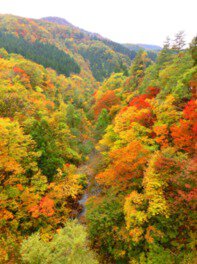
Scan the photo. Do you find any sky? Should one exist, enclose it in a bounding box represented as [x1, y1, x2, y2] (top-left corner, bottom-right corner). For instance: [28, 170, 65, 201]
[0, 0, 196, 46]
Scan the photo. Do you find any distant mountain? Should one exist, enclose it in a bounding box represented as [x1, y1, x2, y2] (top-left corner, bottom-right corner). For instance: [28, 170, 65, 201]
[123, 43, 162, 52]
[137, 44, 162, 51]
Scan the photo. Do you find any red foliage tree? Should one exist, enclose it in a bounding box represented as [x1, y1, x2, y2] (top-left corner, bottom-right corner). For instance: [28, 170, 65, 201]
[129, 94, 150, 109]
[94, 90, 120, 118]
[171, 100, 197, 154]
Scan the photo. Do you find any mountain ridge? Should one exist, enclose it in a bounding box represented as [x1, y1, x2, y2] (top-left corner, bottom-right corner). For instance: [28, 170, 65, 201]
[42, 16, 104, 39]
[42, 16, 162, 51]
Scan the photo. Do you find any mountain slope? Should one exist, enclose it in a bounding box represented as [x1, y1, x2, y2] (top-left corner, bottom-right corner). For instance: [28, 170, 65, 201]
[0, 14, 135, 81]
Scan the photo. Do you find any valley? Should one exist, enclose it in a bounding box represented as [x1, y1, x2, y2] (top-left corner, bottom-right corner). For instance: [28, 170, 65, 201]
[0, 14, 196, 264]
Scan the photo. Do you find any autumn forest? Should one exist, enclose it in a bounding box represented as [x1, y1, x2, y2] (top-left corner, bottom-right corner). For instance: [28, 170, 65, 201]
[0, 14, 196, 264]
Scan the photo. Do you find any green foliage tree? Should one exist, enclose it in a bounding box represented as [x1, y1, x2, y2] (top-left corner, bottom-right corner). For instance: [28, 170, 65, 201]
[172, 31, 186, 50]
[125, 50, 151, 91]
[20, 220, 98, 264]
[95, 109, 110, 140]
[189, 36, 197, 65]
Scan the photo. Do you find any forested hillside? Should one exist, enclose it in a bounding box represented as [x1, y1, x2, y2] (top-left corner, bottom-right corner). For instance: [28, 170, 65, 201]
[0, 31, 80, 76]
[0, 14, 135, 81]
[0, 12, 196, 264]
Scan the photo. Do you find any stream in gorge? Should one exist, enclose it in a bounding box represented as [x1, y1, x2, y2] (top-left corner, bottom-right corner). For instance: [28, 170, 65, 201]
[76, 151, 101, 221]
